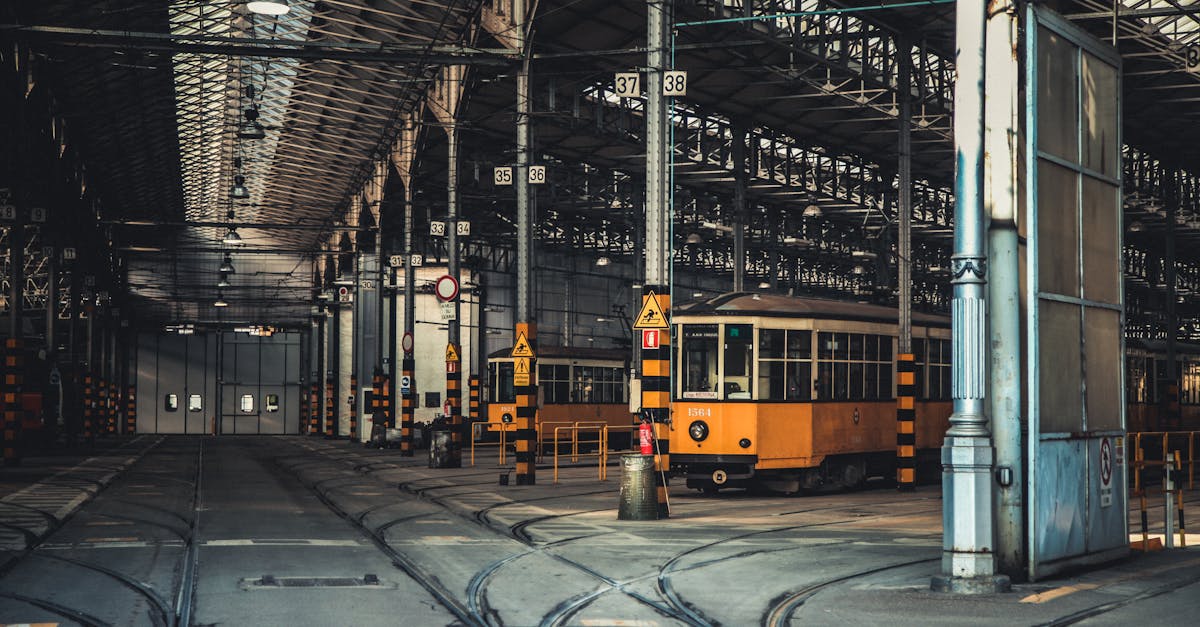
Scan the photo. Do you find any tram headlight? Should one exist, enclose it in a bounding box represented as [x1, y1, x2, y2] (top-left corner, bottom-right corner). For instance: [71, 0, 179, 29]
[688, 420, 709, 442]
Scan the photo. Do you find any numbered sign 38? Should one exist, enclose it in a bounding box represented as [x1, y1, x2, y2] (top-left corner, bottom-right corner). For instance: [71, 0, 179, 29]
[663, 70, 688, 96]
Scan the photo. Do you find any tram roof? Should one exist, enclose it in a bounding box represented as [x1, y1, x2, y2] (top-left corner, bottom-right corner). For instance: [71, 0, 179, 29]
[675, 293, 950, 328]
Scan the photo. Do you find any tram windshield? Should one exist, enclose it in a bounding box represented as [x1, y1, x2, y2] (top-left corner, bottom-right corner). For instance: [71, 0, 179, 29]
[724, 324, 753, 398]
[681, 324, 718, 399]
[489, 361, 515, 403]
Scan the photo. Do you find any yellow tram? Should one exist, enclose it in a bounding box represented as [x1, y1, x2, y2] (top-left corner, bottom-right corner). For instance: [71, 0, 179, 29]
[486, 346, 634, 449]
[669, 293, 952, 493]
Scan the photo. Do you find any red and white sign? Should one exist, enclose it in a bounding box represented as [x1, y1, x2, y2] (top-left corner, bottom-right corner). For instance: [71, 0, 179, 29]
[446, 360, 458, 374]
[401, 332, 414, 353]
[642, 329, 660, 350]
[435, 274, 460, 301]
[443, 400, 452, 416]
[1099, 437, 1113, 487]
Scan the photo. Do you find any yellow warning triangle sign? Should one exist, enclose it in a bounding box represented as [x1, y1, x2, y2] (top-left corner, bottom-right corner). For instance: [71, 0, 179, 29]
[633, 291, 669, 329]
[445, 343, 460, 362]
[511, 332, 535, 358]
[514, 357, 530, 374]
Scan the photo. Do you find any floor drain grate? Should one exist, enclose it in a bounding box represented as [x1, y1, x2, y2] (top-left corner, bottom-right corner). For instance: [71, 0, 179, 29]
[241, 574, 386, 589]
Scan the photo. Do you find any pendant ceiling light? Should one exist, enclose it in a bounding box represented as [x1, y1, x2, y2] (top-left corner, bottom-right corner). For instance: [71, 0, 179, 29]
[219, 254, 236, 274]
[247, 1, 289, 16]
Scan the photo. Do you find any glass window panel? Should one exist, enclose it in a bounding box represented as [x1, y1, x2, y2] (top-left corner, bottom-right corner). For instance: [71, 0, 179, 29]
[913, 338, 926, 365]
[879, 335, 892, 362]
[939, 366, 951, 400]
[165, 394, 179, 412]
[1082, 177, 1120, 305]
[880, 364, 893, 399]
[1037, 26, 1079, 162]
[1084, 308, 1121, 431]
[817, 362, 834, 400]
[759, 329, 784, 359]
[834, 362, 849, 400]
[758, 360, 784, 400]
[849, 334, 865, 361]
[787, 330, 811, 359]
[265, 394, 279, 412]
[496, 363, 514, 403]
[240, 394, 254, 413]
[1039, 300, 1083, 432]
[849, 363, 865, 400]
[1037, 161, 1080, 297]
[1082, 53, 1119, 178]
[724, 325, 753, 398]
[865, 363, 879, 400]
[819, 332, 836, 359]
[188, 394, 203, 412]
[865, 334, 879, 361]
[838, 333, 850, 361]
[787, 361, 812, 401]
[682, 324, 719, 395]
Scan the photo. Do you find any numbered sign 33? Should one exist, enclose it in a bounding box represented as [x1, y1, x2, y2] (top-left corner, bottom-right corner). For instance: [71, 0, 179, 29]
[663, 70, 688, 96]
[528, 165, 547, 184]
[430, 221, 446, 236]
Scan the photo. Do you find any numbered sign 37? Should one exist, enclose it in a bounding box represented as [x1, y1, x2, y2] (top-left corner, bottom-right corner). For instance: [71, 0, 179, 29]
[614, 72, 640, 97]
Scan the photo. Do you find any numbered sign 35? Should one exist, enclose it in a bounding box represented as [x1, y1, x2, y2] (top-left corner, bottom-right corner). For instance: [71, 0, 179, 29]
[493, 166, 513, 185]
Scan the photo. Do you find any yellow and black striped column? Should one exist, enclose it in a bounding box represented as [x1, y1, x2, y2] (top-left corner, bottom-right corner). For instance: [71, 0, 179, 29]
[380, 373, 391, 431]
[639, 289, 670, 518]
[103, 379, 116, 435]
[3, 339, 23, 466]
[325, 380, 335, 438]
[446, 343, 463, 467]
[126, 385, 137, 434]
[82, 372, 94, 442]
[514, 323, 537, 485]
[400, 353, 414, 456]
[468, 375, 480, 424]
[305, 383, 315, 435]
[896, 353, 916, 490]
[349, 374, 358, 441]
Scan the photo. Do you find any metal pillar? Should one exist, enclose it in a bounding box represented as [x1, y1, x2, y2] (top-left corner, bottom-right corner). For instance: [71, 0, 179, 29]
[514, 0, 538, 485]
[401, 183, 416, 456]
[896, 36, 916, 491]
[45, 252, 57, 357]
[641, 0, 672, 519]
[932, 0, 1007, 594]
[732, 125, 746, 293]
[445, 122, 463, 467]
[317, 308, 328, 436]
[337, 300, 353, 437]
[985, 0, 1024, 578]
[1165, 173, 1178, 429]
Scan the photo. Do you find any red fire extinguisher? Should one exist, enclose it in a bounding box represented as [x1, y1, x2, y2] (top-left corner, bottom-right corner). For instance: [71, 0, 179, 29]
[639, 420, 653, 455]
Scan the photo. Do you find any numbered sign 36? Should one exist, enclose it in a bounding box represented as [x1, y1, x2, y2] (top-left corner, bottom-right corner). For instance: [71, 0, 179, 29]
[528, 165, 546, 184]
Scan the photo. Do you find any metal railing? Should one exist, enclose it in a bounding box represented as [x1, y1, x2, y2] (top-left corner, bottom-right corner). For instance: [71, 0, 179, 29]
[470, 421, 511, 466]
[1128, 431, 1197, 551]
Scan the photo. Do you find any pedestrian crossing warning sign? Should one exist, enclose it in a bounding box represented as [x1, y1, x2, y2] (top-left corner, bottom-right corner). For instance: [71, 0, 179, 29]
[633, 291, 669, 329]
[511, 332, 535, 358]
[445, 343, 460, 362]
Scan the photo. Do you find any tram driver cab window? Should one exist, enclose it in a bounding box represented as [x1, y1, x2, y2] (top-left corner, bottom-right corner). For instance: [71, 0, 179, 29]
[681, 324, 718, 399]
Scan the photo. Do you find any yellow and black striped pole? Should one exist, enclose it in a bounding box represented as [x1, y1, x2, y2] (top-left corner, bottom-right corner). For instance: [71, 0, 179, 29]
[400, 351, 414, 456]
[82, 372, 93, 442]
[896, 353, 916, 491]
[446, 343, 462, 467]
[349, 374, 358, 441]
[380, 372, 391, 432]
[126, 385, 136, 434]
[325, 379, 335, 438]
[307, 383, 319, 435]
[638, 289, 670, 519]
[3, 339, 22, 466]
[469, 375, 480, 425]
[513, 323, 537, 485]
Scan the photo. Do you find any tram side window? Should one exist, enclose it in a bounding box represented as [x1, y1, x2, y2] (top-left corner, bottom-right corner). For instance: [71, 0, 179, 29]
[540, 364, 570, 403]
[758, 329, 812, 401]
[589, 367, 625, 403]
[925, 339, 952, 400]
[913, 338, 927, 399]
[489, 362, 516, 403]
[816, 332, 893, 401]
[682, 324, 719, 398]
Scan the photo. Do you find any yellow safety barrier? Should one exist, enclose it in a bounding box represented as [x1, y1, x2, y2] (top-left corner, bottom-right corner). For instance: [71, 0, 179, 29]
[1127, 431, 1198, 551]
[550, 424, 607, 483]
[538, 421, 606, 461]
[470, 421, 511, 466]
[600, 425, 639, 481]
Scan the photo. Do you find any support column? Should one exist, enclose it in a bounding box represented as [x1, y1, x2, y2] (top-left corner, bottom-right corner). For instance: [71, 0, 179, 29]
[469, 375, 480, 425]
[126, 384, 136, 434]
[3, 339, 22, 466]
[401, 184, 416, 456]
[642, 0, 672, 518]
[933, 0, 1007, 594]
[896, 35, 916, 491]
[1165, 173, 1179, 429]
[985, 0, 1024, 578]
[349, 374, 359, 441]
[318, 307, 330, 437]
[445, 122, 463, 468]
[732, 125, 747, 293]
[513, 0, 538, 485]
[337, 300, 353, 438]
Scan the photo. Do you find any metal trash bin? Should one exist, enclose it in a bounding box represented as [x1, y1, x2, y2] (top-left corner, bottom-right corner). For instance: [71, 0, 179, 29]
[618, 454, 659, 520]
[428, 429, 453, 468]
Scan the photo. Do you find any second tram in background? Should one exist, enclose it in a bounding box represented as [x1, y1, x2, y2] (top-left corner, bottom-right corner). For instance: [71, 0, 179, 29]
[486, 346, 634, 449]
[670, 293, 952, 494]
